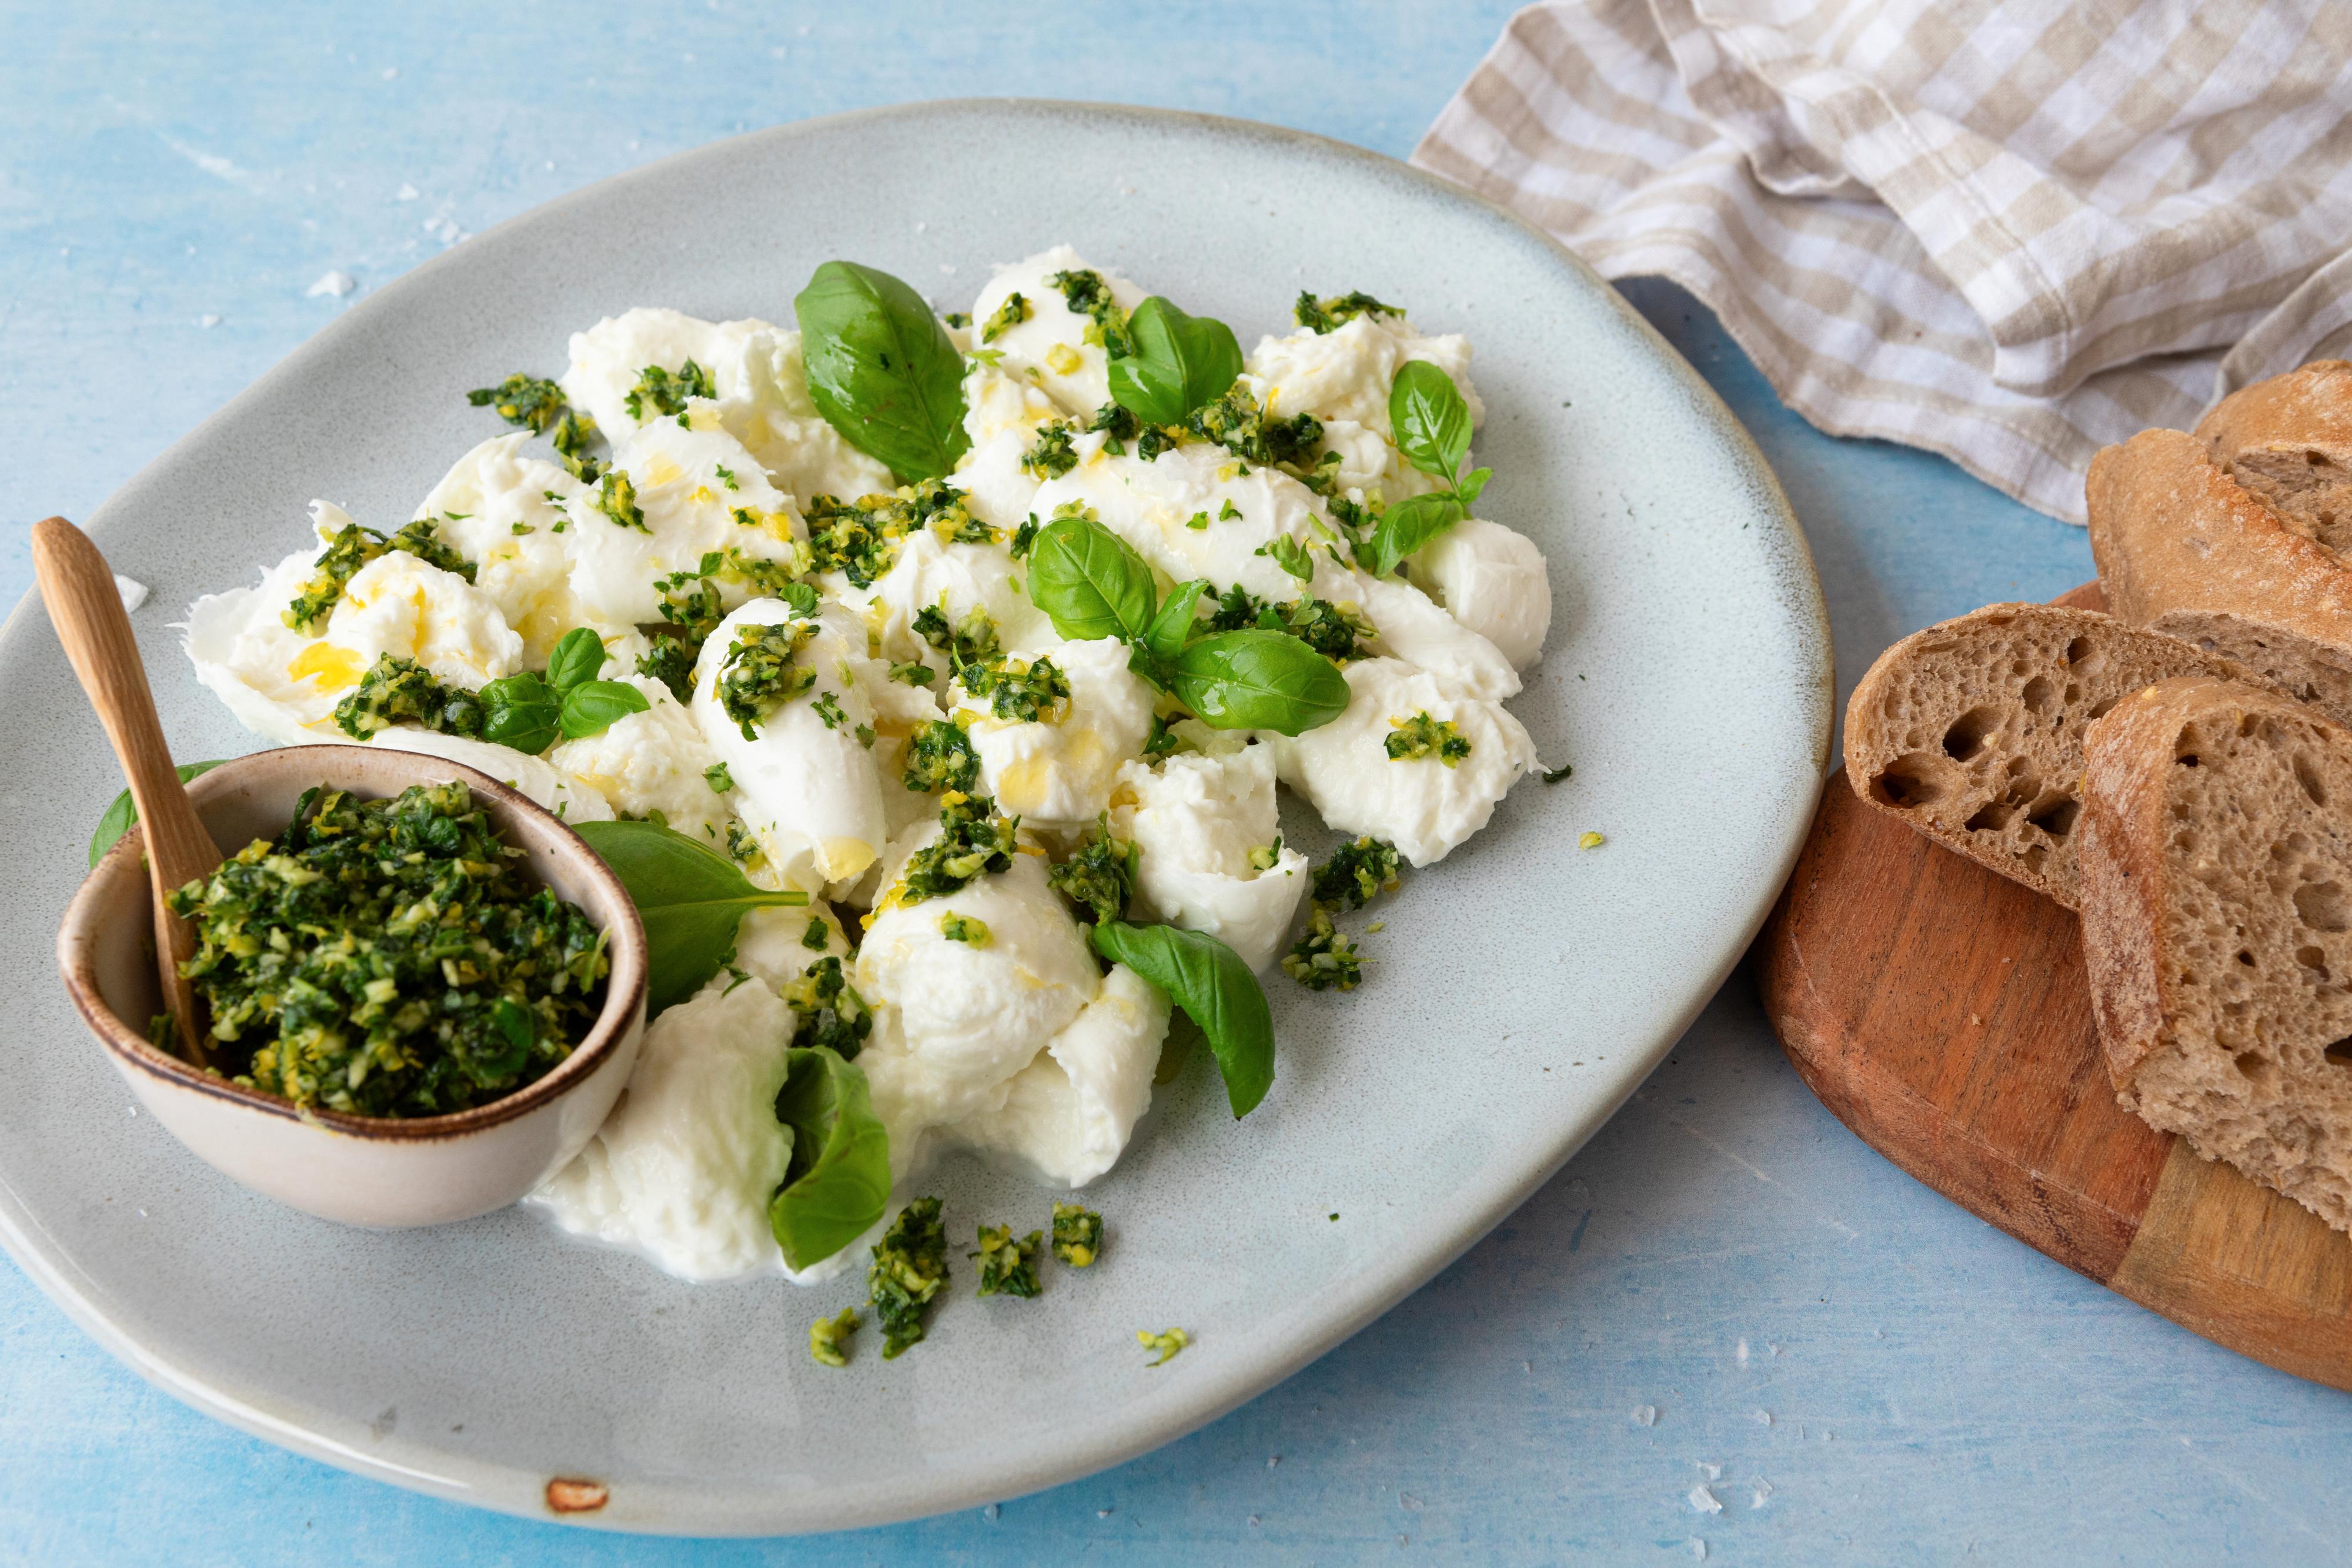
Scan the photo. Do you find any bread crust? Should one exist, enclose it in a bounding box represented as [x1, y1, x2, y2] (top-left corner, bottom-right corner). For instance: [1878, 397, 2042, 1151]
[2194, 358, 2352, 473]
[2087, 427, 2352, 727]
[1843, 604, 2256, 909]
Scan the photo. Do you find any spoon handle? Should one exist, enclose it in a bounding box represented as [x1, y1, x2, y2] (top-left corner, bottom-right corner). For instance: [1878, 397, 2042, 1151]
[34, 518, 219, 1068]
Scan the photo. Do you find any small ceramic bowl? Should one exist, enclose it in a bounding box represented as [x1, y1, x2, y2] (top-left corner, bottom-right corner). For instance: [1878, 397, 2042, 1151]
[56, 744, 646, 1228]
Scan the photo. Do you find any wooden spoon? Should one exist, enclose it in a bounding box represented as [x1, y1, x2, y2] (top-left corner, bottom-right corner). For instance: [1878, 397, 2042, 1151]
[35, 517, 220, 1069]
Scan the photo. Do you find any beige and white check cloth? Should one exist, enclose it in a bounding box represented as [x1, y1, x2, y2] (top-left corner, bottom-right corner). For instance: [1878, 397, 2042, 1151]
[1414, 1, 2352, 522]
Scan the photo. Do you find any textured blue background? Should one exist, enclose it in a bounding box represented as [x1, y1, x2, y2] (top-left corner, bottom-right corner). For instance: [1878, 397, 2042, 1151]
[5, 3, 2346, 1563]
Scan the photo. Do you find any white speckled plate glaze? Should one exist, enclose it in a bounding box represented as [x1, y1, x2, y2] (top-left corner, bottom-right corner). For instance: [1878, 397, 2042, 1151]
[0, 102, 1830, 1534]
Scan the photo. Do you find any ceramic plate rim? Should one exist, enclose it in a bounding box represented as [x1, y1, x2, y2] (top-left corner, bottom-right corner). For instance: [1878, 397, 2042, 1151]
[0, 98, 1832, 1535]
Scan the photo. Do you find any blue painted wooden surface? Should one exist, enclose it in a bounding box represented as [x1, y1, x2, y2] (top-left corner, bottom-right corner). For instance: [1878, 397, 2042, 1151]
[4, 3, 2347, 1562]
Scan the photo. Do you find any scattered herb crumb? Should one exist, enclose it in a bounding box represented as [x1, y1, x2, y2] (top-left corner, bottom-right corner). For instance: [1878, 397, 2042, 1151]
[1579, 831, 1606, 850]
[1051, 1202, 1103, 1268]
[868, 1198, 948, 1359]
[1137, 1328, 1189, 1366]
[703, 761, 734, 794]
[1542, 763, 1573, 784]
[971, 1225, 1042, 1298]
[810, 1308, 859, 1367]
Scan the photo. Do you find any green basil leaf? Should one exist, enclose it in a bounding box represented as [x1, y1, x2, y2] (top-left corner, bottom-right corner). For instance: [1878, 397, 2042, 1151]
[1090, 920, 1272, 1117]
[559, 679, 651, 740]
[777, 580, 821, 618]
[794, 260, 971, 484]
[769, 1045, 892, 1270]
[1026, 513, 1160, 643]
[1107, 296, 1243, 427]
[545, 626, 607, 695]
[571, 818, 808, 1014]
[1140, 577, 1211, 664]
[1389, 360, 1474, 483]
[89, 760, 229, 868]
[1360, 492, 1466, 580]
[1168, 630, 1351, 736]
[479, 671, 563, 755]
[1455, 466, 1492, 508]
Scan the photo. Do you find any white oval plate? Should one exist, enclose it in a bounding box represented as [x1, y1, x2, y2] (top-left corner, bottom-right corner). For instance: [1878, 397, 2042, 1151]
[0, 101, 1830, 1534]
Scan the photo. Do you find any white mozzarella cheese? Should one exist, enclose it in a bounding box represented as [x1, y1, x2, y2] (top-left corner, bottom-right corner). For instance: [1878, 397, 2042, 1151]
[1243, 312, 1484, 436]
[1110, 744, 1309, 971]
[412, 432, 596, 663]
[1352, 573, 1521, 703]
[966, 245, 1147, 418]
[356, 728, 614, 824]
[322, 549, 525, 690]
[183, 537, 349, 744]
[1261, 656, 1535, 866]
[951, 636, 1155, 826]
[690, 600, 887, 891]
[950, 965, 1169, 1187]
[548, 675, 733, 842]
[1406, 517, 1552, 671]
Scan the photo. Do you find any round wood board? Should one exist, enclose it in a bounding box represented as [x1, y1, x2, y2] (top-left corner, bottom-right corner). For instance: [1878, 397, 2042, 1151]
[1756, 582, 2352, 1392]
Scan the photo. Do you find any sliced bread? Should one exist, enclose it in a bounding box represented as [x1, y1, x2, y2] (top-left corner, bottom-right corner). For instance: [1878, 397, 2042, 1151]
[2087, 363, 2352, 728]
[2077, 676, 2352, 1235]
[1844, 603, 2256, 909]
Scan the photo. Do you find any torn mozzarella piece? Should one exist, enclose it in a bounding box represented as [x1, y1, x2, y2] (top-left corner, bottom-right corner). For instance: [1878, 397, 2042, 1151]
[1406, 517, 1552, 671]
[566, 413, 803, 627]
[412, 432, 594, 663]
[1311, 417, 1445, 505]
[856, 837, 1100, 1178]
[1261, 656, 1535, 866]
[1244, 313, 1483, 436]
[529, 978, 807, 1282]
[320, 549, 525, 690]
[863, 528, 1055, 674]
[953, 361, 1084, 530]
[730, 900, 851, 991]
[950, 965, 1169, 1187]
[1110, 744, 1309, 971]
[358, 728, 614, 824]
[560, 306, 763, 443]
[548, 676, 731, 842]
[690, 600, 886, 891]
[951, 636, 1154, 826]
[183, 540, 348, 744]
[709, 325, 896, 504]
[1352, 573, 1521, 701]
[1031, 444, 1359, 605]
[967, 245, 1147, 418]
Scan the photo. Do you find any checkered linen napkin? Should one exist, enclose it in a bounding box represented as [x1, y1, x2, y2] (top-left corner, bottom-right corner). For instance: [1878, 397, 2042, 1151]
[1414, 1, 2352, 522]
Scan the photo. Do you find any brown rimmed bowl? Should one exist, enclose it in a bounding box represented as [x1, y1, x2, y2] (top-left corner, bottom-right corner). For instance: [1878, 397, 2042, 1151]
[56, 744, 646, 1228]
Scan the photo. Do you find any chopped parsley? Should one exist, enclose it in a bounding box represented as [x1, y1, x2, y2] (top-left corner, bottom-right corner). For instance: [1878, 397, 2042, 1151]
[1051, 1202, 1102, 1268]
[1201, 583, 1372, 660]
[943, 310, 972, 329]
[811, 690, 848, 731]
[868, 1197, 949, 1359]
[1248, 838, 1284, 872]
[809, 1308, 859, 1368]
[1187, 383, 1322, 470]
[715, 621, 819, 741]
[1009, 517, 1040, 558]
[596, 469, 648, 532]
[1218, 499, 1241, 522]
[1141, 714, 1185, 758]
[330, 653, 485, 741]
[902, 720, 981, 794]
[801, 915, 832, 951]
[981, 290, 1033, 343]
[622, 359, 713, 422]
[913, 602, 1002, 675]
[1049, 268, 1134, 357]
[1312, 837, 1402, 910]
[888, 660, 937, 687]
[1136, 1327, 1189, 1366]
[726, 822, 763, 867]
[894, 793, 1018, 906]
[1541, 763, 1573, 784]
[466, 373, 569, 433]
[958, 654, 1070, 723]
[971, 1224, 1042, 1298]
[1282, 905, 1364, 991]
[551, 410, 603, 483]
[283, 517, 476, 632]
[1022, 419, 1080, 479]
[1258, 534, 1316, 581]
[1184, 510, 1209, 531]
[165, 781, 609, 1118]
[1385, 711, 1471, 767]
[1294, 289, 1404, 335]
[804, 482, 976, 588]
[783, 955, 873, 1057]
[637, 547, 816, 699]
[635, 638, 697, 705]
[939, 911, 990, 947]
[714, 464, 739, 490]
[702, 761, 734, 794]
[1047, 819, 1137, 925]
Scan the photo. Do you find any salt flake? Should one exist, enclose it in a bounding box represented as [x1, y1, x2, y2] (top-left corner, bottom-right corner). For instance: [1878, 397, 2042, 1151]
[306, 270, 356, 299]
[1687, 1484, 1722, 1515]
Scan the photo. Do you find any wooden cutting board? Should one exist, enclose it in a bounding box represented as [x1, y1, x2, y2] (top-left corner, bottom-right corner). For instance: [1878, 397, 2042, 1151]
[1756, 582, 2352, 1391]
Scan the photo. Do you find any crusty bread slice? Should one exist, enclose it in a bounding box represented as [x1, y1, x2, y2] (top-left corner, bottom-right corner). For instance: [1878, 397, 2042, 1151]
[1844, 604, 2256, 909]
[2078, 676, 2352, 1235]
[2087, 362, 2352, 729]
